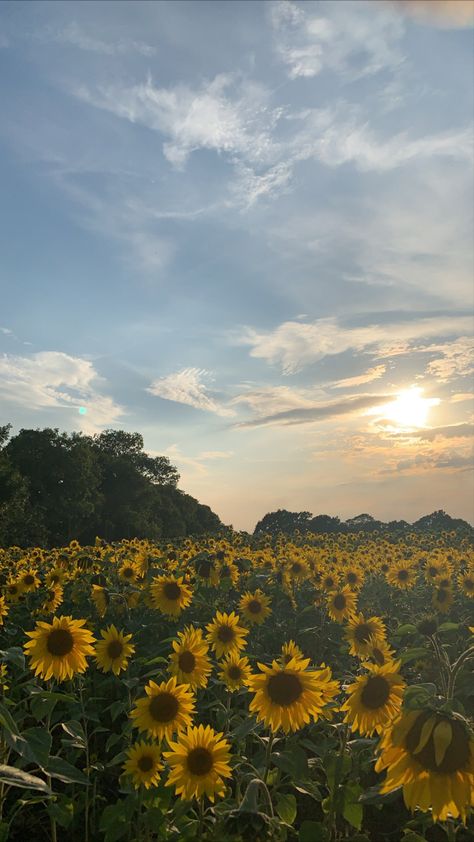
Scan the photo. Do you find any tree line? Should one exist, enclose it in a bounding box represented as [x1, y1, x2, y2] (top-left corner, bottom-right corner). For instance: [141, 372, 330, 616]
[253, 508, 474, 537]
[0, 425, 222, 547]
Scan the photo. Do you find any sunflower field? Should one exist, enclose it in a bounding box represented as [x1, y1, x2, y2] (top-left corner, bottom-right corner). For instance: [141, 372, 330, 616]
[0, 531, 473, 842]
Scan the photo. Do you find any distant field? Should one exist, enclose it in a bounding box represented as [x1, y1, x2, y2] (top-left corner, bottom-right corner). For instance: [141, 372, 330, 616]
[0, 532, 473, 841]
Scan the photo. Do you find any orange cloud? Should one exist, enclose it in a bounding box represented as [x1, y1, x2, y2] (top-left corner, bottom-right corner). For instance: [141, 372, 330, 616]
[389, 0, 474, 28]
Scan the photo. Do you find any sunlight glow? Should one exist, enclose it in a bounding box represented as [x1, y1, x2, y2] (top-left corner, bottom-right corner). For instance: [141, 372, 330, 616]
[377, 387, 440, 429]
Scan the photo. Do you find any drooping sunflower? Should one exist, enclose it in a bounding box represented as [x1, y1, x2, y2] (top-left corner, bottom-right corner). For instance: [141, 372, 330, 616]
[41, 585, 64, 614]
[247, 657, 329, 733]
[341, 662, 405, 736]
[24, 615, 96, 682]
[375, 709, 474, 822]
[0, 596, 8, 626]
[20, 570, 41, 593]
[206, 611, 248, 659]
[45, 568, 66, 588]
[150, 575, 193, 618]
[239, 590, 272, 626]
[386, 561, 416, 590]
[346, 613, 387, 658]
[130, 676, 195, 742]
[218, 653, 252, 692]
[326, 586, 357, 623]
[164, 724, 232, 802]
[459, 570, 474, 598]
[123, 741, 163, 789]
[94, 625, 135, 675]
[91, 585, 109, 618]
[168, 626, 212, 689]
[432, 586, 453, 614]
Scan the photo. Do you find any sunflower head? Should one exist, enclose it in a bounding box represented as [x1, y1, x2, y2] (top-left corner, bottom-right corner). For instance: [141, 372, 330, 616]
[164, 724, 232, 802]
[130, 676, 195, 741]
[218, 653, 252, 691]
[206, 611, 248, 659]
[168, 626, 211, 689]
[342, 661, 405, 736]
[94, 624, 135, 675]
[24, 615, 96, 682]
[150, 575, 193, 618]
[239, 590, 272, 626]
[346, 613, 387, 658]
[247, 658, 328, 734]
[123, 741, 163, 789]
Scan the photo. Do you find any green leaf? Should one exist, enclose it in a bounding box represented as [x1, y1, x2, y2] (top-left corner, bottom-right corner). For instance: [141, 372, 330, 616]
[0, 647, 25, 669]
[437, 623, 459, 633]
[275, 793, 297, 825]
[20, 727, 52, 766]
[343, 799, 363, 830]
[299, 820, 329, 842]
[0, 702, 21, 737]
[359, 785, 401, 805]
[61, 720, 86, 749]
[0, 764, 51, 794]
[273, 745, 308, 778]
[100, 803, 129, 842]
[402, 833, 427, 842]
[400, 647, 431, 665]
[43, 756, 90, 785]
[47, 797, 74, 829]
[393, 624, 417, 637]
[231, 715, 259, 740]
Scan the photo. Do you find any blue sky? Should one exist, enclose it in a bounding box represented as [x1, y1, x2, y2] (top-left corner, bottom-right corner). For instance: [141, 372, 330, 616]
[1, 0, 473, 530]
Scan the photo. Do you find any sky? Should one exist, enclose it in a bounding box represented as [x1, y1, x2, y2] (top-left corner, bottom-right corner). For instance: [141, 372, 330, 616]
[1, 0, 473, 531]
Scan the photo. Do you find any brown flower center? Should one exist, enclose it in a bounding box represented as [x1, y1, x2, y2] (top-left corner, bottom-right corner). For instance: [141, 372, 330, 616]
[324, 577, 335, 589]
[187, 747, 213, 776]
[360, 675, 390, 709]
[227, 665, 242, 680]
[397, 570, 409, 581]
[267, 671, 303, 706]
[346, 572, 358, 584]
[122, 567, 134, 578]
[292, 563, 302, 574]
[107, 639, 124, 659]
[333, 594, 346, 610]
[248, 599, 262, 614]
[178, 651, 196, 673]
[436, 588, 448, 603]
[428, 566, 438, 577]
[24, 574, 35, 585]
[47, 628, 74, 656]
[372, 647, 385, 666]
[148, 692, 179, 723]
[217, 625, 235, 643]
[137, 754, 154, 773]
[163, 582, 181, 601]
[354, 623, 372, 644]
[405, 714, 470, 774]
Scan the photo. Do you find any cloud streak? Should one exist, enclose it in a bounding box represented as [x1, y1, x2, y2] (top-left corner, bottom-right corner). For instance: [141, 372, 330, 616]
[147, 368, 234, 417]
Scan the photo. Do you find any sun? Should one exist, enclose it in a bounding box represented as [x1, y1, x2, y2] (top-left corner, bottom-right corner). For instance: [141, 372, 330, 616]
[376, 386, 439, 430]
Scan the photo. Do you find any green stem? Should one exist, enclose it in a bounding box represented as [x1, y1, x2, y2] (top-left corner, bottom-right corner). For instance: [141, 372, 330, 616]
[328, 724, 348, 842]
[262, 732, 274, 785]
[446, 646, 474, 701]
[79, 682, 90, 842]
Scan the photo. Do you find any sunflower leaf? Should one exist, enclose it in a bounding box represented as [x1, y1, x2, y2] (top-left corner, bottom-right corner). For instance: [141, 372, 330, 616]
[0, 764, 51, 794]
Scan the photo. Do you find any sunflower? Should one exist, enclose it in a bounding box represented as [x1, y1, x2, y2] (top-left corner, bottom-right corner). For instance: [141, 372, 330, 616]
[375, 709, 474, 822]
[386, 561, 416, 590]
[20, 570, 41, 593]
[168, 626, 212, 689]
[362, 635, 396, 667]
[130, 677, 195, 742]
[218, 653, 252, 691]
[41, 585, 64, 614]
[4, 580, 23, 604]
[0, 596, 8, 626]
[280, 640, 305, 667]
[206, 612, 248, 659]
[164, 724, 232, 802]
[321, 571, 339, 592]
[24, 615, 96, 682]
[118, 562, 140, 583]
[341, 662, 405, 736]
[459, 570, 474, 598]
[432, 586, 453, 614]
[123, 741, 163, 789]
[91, 585, 109, 618]
[343, 567, 364, 591]
[150, 575, 193, 618]
[239, 590, 272, 626]
[45, 568, 66, 588]
[94, 625, 135, 675]
[326, 586, 357, 623]
[311, 664, 340, 718]
[285, 558, 310, 582]
[247, 657, 329, 734]
[346, 614, 387, 658]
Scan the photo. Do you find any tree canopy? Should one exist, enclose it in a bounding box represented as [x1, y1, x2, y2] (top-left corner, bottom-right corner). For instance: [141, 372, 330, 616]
[0, 425, 222, 547]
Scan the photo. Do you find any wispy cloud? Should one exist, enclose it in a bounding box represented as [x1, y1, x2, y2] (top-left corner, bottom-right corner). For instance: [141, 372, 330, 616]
[236, 393, 391, 429]
[39, 22, 156, 56]
[147, 368, 234, 417]
[161, 444, 233, 476]
[330, 365, 387, 389]
[421, 337, 474, 382]
[0, 351, 123, 432]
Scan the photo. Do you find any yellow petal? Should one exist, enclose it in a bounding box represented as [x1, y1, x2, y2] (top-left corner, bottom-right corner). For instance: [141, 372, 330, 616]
[433, 720, 452, 768]
[412, 715, 436, 756]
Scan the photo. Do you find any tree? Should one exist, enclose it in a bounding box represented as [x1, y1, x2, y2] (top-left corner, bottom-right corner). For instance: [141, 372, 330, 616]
[254, 510, 312, 535]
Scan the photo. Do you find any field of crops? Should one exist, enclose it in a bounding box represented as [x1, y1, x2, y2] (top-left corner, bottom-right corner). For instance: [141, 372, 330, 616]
[0, 532, 473, 842]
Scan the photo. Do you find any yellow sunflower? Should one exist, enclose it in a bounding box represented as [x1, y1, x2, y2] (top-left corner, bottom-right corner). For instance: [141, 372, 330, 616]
[459, 570, 474, 598]
[4, 580, 23, 604]
[341, 662, 405, 736]
[0, 596, 8, 626]
[41, 585, 64, 614]
[247, 657, 329, 734]
[432, 586, 453, 614]
[94, 625, 135, 675]
[164, 724, 232, 802]
[239, 590, 272, 626]
[24, 615, 95, 682]
[386, 561, 416, 590]
[375, 709, 474, 822]
[361, 635, 396, 667]
[218, 653, 252, 692]
[343, 567, 364, 591]
[118, 562, 140, 583]
[280, 640, 305, 667]
[168, 626, 212, 689]
[20, 569, 41, 593]
[45, 568, 66, 588]
[130, 676, 195, 741]
[311, 664, 340, 719]
[346, 613, 387, 658]
[326, 586, 357, 623]
[206, 611, 248, 659]
[321, 571, 339, 592]
[150, 575, 193, 618]
[91, 585, 109, 618]
[123, 741, 163, 789]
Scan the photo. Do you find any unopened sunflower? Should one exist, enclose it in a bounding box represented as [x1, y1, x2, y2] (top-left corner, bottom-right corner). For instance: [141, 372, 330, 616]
[218, 653, 252, 691]
[247, 657, 329, 733]
[123, 741, 163, 789]
[326, 586, 357, 623]
[341, 662, 405, 736]
[150, 575, 193, 618]
[24, 615, 95, 682]
[206, 611, 248, 659]
[168, 626, 212, 689]
[130, 676, 194, 741]
[239, 590, 272, 626]
[346, 613, 387, 658]
[94, 625, 135, 675]
[164, 724, 232, 802]
[375, 709, 474, 822]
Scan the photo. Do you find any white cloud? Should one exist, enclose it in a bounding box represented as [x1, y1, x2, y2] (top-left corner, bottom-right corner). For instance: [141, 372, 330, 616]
[232, 384, 324, 417]
[147, 368, 234, 417]
[0, 327, 13, 335]
[271, 0, 405, 80]
[239, 314, 472, 373]
[422, 337, 474, 382]
[330, 365, 387, 389]
[40, 22, 156, 55]
[161, 444, 233, 476]
[0, 351, 123, 432]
